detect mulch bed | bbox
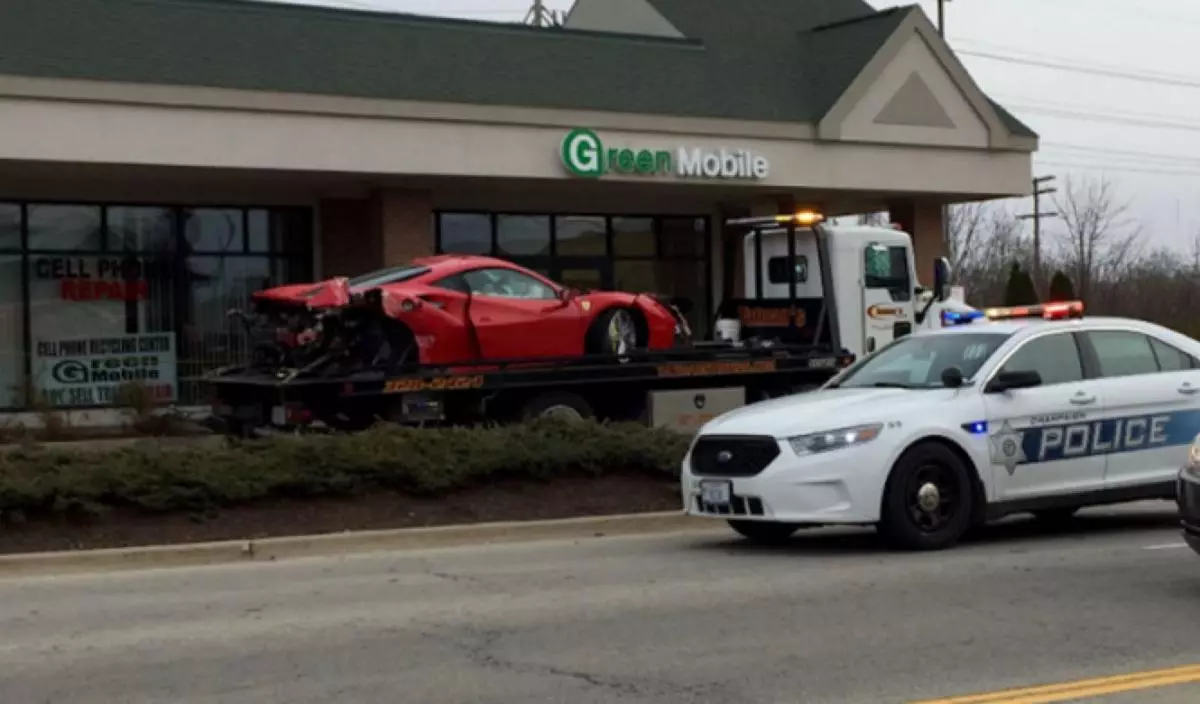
[0,474,681,555]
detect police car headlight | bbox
[788,423,883,456]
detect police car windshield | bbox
[834,332,1011,389]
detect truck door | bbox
[861,243,916,354]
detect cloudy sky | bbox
[267,0,1199,250]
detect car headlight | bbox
[1187,433,1200,470]
[788,423,883,456]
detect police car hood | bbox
[702,387,958,438]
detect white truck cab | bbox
[727,220,975,358]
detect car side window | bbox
[1088,330,1160,378]
[1149,336,1198,371]
[432,274,470,293]
[1000,333,1084,386]
[461,268,558,300]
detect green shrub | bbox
[0,420,690,517]
[1002,262,1039,306]
[1047,270,1077,302]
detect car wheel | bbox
[520,391,594,422]
[586,308,642,357]
[727,520,801,545]
[878,441,975,551]
[1032,507,1080,525]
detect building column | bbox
[888,199,946,286]
[317,188,433,279]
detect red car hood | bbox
[253,278,352,309]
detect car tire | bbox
[586,308,643,358]
[520,391,594,422]
[878,441,975,551]
[1032,507,1080,525]
[727,520,801,545]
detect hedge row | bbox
[0,420,691,517]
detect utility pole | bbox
[937,0,950,36]
[523,0,560,27]
[1016,175,1059,293]
[937,1,951,260]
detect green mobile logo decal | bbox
[559,128,770,181]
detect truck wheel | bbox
[728,520,800,545]
[585,308,642,357]
[521,391,594,422]
[877,441,975,551]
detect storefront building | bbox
[0,0,1037,415]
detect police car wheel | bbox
[727,520,801,545]
[878,442,975,551]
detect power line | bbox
[1000,102,1200,133]
[1041,142,1200,165]
[1036,160,1200,178]
[957,49,1200,89]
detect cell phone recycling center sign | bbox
[33,333,179,407]
[560,128,770,181]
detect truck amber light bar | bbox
[984,300,1085,321]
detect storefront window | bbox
[613,217,655,257]
[0,203,20,249]
[107,206,176,252]
[497,215,550,256]
[661,217,706,258]
[0,201,313,410]
[555,215,606,256]
[185,209,245,253]
[0,255,24,407]
[27,204,102,251]
[438,213,491,254]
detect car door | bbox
[860,243,915,354]
[1079,329,1200,489]
[460,267,585,360]
[982,330,1106,501]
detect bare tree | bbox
[1052,174,1143,301]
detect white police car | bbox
[683,301,1200,550]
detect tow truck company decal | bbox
[657,360,777,377]
[737,306,806,328]
[560,128,770,181]
[866,304,904,319]
[989,411,1199,475]
[383,375,485,393]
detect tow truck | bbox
[204,211,976,435]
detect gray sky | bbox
[265,0,1200,251]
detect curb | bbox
[0,511,712,578]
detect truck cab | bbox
[724,219,975,358]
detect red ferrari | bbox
[247,255,691,369]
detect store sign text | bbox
[33,257,169,302]
[34,334,178,407]
[560,128,769,181]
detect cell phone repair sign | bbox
[33,333,178,407]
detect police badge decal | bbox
[989,420,1027,476]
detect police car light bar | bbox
[984,300,1085,321]
[941,309,985,326]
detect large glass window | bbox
[1,202,313,410]
[612,217,654,257]
[0,203,20,249]
[439,213,491,254]
[555,215,607,256]
[0,255,23,408]
[497,215,550,257]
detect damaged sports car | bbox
[227,254,693,378]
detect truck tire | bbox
[877,441,975,551]
[727,520,801,545]
[521,391,594,422]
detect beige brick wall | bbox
[888,199,946,286]
[317,188,433,278]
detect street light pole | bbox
[937,0,951,270]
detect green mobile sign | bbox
[560,128,770,181]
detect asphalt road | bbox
[1,502,1198,704]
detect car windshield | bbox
[832,332,1012,389]
[345,264,430,290]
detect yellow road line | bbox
[911,664,1200,704]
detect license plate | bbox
[700,480,732,506]
[271,406,287,425]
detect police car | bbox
[683,301,1200,550]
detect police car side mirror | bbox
[986,369,1042,393]
[941,367,965,389]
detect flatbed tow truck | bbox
[204,211,964,435]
